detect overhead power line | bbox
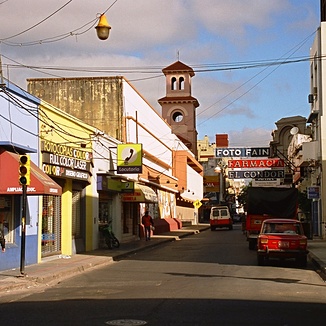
[1,54,322,75]
[1,0,73,41]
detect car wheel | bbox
[210,226,215,231]
[257,255,265,266]
[229,225,233,230]
[249,240,256,250]
[296,255,307,268]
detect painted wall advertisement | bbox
[41,140,92,182]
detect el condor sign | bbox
[228,170,285,179]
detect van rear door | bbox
[210,207,233,231]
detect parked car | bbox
[257,218,308,267]
[210,206,233,231]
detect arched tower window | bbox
[172,110,184,122]
[179,77,184,90]
[171,77,177,90]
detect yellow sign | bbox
[193,200,202,209]
[117,144,143,174]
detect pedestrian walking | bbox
[0,227,5,253]
[142,211,154,241]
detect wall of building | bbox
[319,22,326,238]
[28,75,203,228]
[0,84,41,270]
[197,135,216,162]
[307,24,325,238]
[39,101,97,255]
[28,77,125,142]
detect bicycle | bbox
[100,221,120,249]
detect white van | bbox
[210,206,233,231]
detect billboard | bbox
[228,169,285,179]
[228,159,284,169]
[215,147,270,158]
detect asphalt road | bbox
[1,224,326,326]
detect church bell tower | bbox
[158,61,199,157]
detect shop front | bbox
[41,140,93,256]
[0,147,62,271]
[121,183,158,242]
[96,174,128,247]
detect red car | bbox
[257,218,308,267]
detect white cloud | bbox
[0,0,319,143]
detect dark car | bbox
[257,218,308,267]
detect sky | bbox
[0,0,320,147]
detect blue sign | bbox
[308,186,320,199]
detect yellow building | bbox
[38,101,95,259]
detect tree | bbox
[297,190,312,220]
[237,183,251,211]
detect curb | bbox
[1,257,115,293]
[32,257,115,284]
[112,229,203,261]
[309,251,326,280]
[112,238,173,261]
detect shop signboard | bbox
[252,178,281,187]
[215,147,270,158]
[41,140,92,182]
[228,169,285,179]
[117,144,143,174]
[228,158,284,169]
[97,176,134,193]
[307,186,320,199]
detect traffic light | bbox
[19,155,30,185]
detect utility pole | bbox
[0,54,6,88]
[18,154,30,276]
[20,184,27,276]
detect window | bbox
[171,77,177,90]
[42,195,61,256]
[179,77,184,90]
[72,190,81,238]
[0,196,13,244]
[99,200,113,224]
[263,222,302,235]
[172,111,184,122]
[221,210,228,217]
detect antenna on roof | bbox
[177,50,180,61]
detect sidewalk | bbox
[1,224,325,294]
[307,238,326,279]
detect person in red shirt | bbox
[142,211,154,241]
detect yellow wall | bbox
[85,184,94,251]
[61,179,73,255]
[38,101,96,258]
